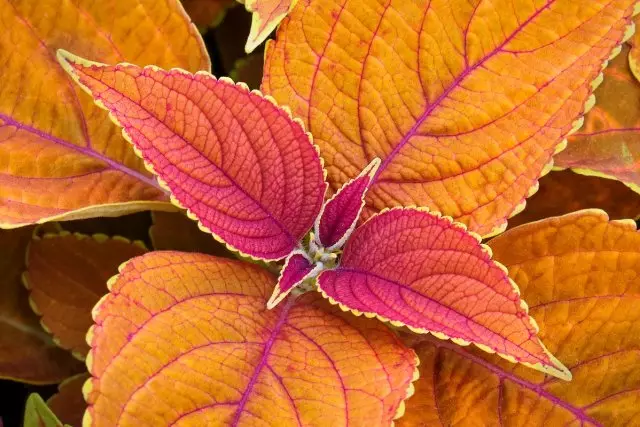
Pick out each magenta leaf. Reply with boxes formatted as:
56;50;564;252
316;207;571;379
267;251;321;309
315;158;380;250
57;53;328;261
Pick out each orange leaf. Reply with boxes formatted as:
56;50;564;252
181;0;236;30
0;227;83;384
241;0;297;53
150;211;231;256
263;0;637;237
48;373;91;427
507;169;640;228
0;0;210;227
86;252;417;426
629;16;640;81
556;43;640;193
24;231;147;359
400;210;640;426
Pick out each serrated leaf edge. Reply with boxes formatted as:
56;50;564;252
316;206;572;381
21;226;147;361
499;1;640;239
56;50;328;263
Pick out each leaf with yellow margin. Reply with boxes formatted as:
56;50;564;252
0;227;83;384
399;210;640;426
23;394;65;427
507;169;640;228
24;230;147;359
57;53;327;261
0;0;210;227
263;0;638;237
556;44;640;193
628;16;640;81
47;373;91;427
85;252;417;426
240;0;297;53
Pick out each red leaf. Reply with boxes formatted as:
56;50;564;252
57;52;327;261
267;250;319;308
315;158;380;250
317;208;570;379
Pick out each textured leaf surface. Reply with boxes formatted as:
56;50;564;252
317;208;569;379
24;231;147;359
150;211;230;256
263;0;636;236
59;55;326;261
556;44;640;192
629;16;640;81
400;210;640;426
0;0;210;227
48;373;90;427
182;0;235;30
242;0;297;53
23;394;64;427
86;252;417;426
267;251;316;308
0;228;83;384
508;169;640;228
316;158;379;249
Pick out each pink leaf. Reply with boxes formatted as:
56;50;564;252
267;251;319;309
57;52;327;261
315;158;380;250
317;208;570;380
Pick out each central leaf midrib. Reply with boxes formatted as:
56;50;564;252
371;0;555;183
334;266;549;365
86;73;299;249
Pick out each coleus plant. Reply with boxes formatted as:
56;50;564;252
3;0;640;426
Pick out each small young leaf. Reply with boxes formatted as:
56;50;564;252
263;0;637;236
57;53;326;261
317;208;570;380
0;228;83;384
24;231;147;359
556;44;640;193
0;0;209;227
266;250;317;309
400;210;640;426
241;0;297;53
23;394;64;427
315;158;380;250
85;252;417;426
47;373;90;427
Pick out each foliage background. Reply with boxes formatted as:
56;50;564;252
0;5;255;424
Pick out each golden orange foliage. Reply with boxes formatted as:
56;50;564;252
400;210;640;426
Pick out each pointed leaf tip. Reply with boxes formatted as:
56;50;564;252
263;0;636;236
315;158;380;250
0;0;209;227
59;54;326;261
267;251;317;308
317;207;570;380
401;210;640;425
243;0;298;53
86;252;417;426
